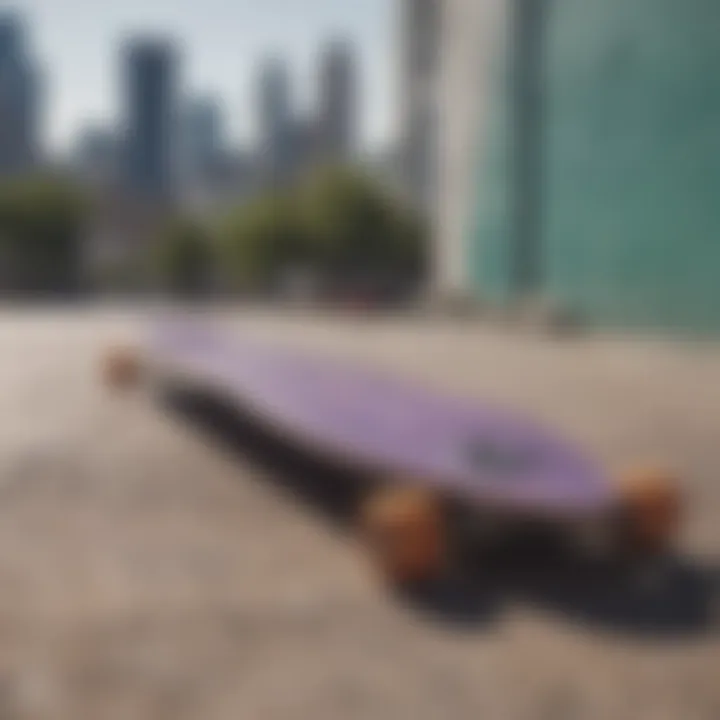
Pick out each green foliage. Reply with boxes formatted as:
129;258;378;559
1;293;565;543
0;166;426;298
0;174;87;293
153;218;213;296
217;193;313;292
216;166;427;296
298;166;427;286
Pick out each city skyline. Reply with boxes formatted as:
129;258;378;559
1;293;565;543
63;29;364;216
5;0;396;155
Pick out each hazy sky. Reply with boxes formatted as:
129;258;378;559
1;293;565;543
11;0;398;154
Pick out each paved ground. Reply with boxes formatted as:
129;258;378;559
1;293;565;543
0;306;717;720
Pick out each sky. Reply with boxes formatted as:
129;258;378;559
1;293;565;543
9;0;398;155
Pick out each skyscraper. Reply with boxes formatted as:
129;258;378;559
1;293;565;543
257;57;293;188
0;12;40;175
121;36;178;199
399;0;440;213
316;38;357;165
72;126;118;185
178;95;223;185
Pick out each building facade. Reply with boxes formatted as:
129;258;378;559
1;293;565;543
398;0;440;215
316;39;357;165
72;126;118;186
121;37;177;200
431;0;720;334
179;95;223;183
257;57;294;189
0;13;39;176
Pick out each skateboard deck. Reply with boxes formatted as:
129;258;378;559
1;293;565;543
147;319;614;519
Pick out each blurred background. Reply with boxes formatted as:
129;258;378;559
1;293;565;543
0;0;424;307
0;0;717;334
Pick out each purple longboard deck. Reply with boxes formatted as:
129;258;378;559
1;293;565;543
148;320;613;518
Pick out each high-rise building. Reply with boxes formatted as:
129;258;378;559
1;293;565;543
430;0;720;334
71;126;118;185
257;57;293;188
286;117;319;184
121;36;178;199
179;95;223;183
176;95;255;213
0;12;40;175
399;0;440;214
316;38;356;165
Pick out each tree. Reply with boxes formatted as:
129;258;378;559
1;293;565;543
214;166;428;301
153;218;213;297
217;194;313;293
0;174;87;294
297;166;427;294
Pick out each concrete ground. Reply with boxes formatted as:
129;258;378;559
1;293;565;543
0;306;717;720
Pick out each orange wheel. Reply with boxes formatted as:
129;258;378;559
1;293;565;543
616;466;683;555
358;484;447;586
102;345;142;389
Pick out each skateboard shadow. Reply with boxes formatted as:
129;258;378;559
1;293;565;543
159;385;371;525
404;549;718;638
160;385;718;639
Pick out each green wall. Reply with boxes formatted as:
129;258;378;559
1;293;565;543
469;68;514;302
469;0;720;334
468;28;515;303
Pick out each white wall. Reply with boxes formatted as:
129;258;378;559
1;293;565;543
432;0;509;299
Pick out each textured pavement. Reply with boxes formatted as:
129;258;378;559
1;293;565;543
0;306;717;719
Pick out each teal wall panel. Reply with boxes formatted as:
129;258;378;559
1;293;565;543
466;0;720;334
468;33;515;302
544;0;720;333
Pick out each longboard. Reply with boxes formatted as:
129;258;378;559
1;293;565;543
145;319;613;520
104;317;681;584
